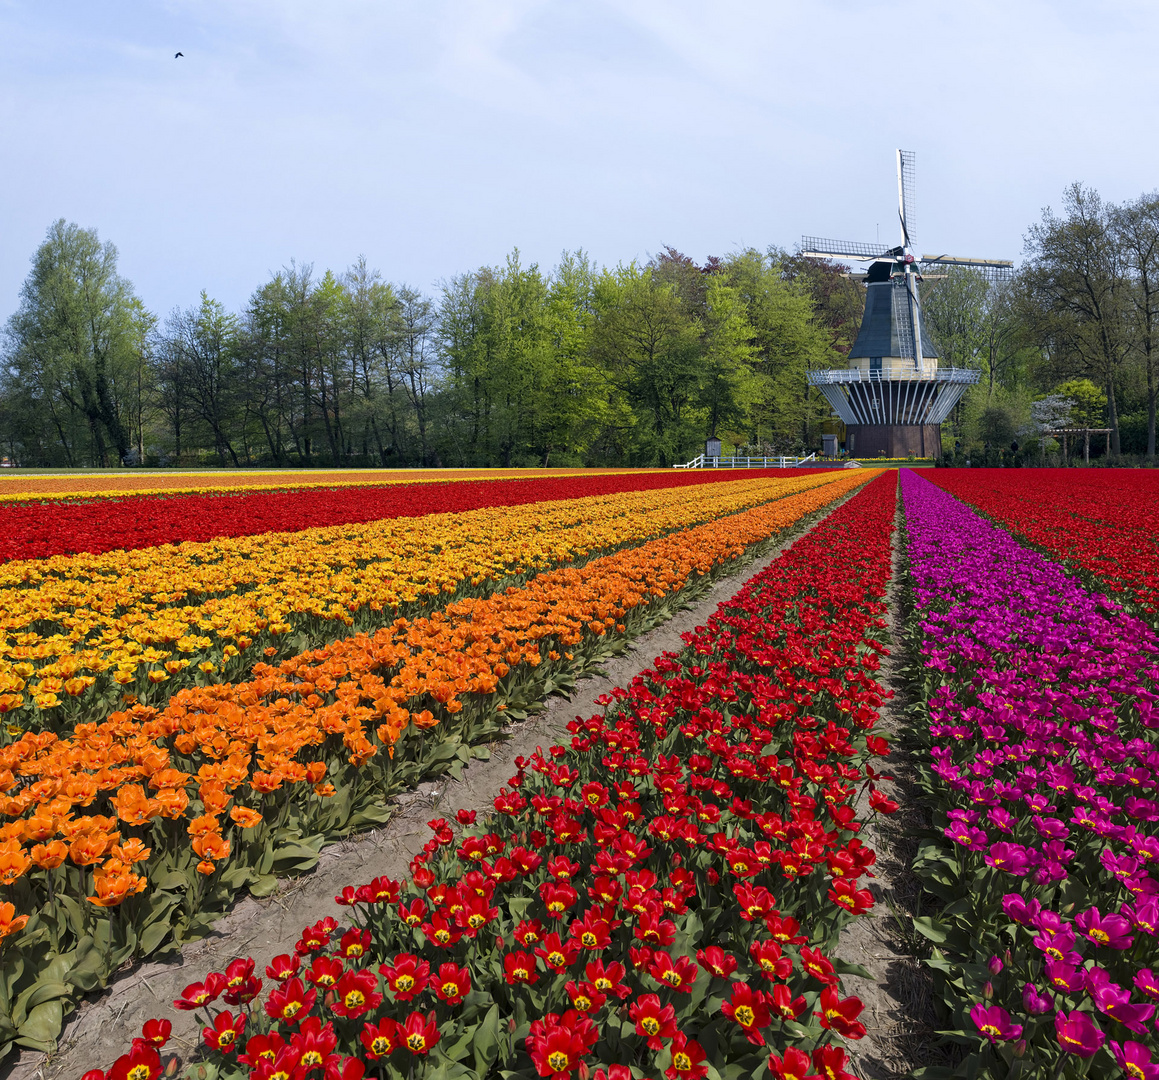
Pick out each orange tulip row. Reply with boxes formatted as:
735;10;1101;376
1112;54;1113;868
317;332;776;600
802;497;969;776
0;470;874;910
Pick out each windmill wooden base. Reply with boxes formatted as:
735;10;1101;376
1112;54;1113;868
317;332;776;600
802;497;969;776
844;423;941;459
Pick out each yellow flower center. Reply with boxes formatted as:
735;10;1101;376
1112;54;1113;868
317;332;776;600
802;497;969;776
674;1053;692;1071
735;1005;755;1027
642;1017;660;1035
441;982;459;998
548;1052;570;1071
407;1034;427;1052
396;974;414;991
345;990;365;1008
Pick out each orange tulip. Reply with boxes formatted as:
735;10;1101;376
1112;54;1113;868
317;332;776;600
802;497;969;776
30;840;68;869
187;814;221;838
198;781;230;814
87;859;147;907
112;837;152;864
228;806;263;829
192;833;231;862
0;901;29;940
154;787;190;819
0;840;32;885
111;784;160;826
21;811;57;844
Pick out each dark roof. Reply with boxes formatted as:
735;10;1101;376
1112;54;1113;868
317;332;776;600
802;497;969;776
847;281;939;361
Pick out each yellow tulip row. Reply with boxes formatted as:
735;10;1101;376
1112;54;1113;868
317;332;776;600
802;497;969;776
0;472;847;726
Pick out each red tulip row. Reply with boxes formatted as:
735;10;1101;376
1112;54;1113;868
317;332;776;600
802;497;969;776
86;471;899;1080
0;469;829;563
927;469;1159;616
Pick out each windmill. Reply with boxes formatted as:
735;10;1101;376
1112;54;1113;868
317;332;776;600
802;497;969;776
802;150;1013;458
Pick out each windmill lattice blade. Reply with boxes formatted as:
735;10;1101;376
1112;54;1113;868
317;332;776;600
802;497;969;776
891;278;915;363
920;255;1014;281
800;236;893;260
897;149;916;248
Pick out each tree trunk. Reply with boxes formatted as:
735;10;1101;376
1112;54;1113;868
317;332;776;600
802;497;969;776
1107;373;1121;457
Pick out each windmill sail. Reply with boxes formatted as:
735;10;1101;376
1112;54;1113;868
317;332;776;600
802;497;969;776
891;280;915;363
800;237;893;260
897;150;916;248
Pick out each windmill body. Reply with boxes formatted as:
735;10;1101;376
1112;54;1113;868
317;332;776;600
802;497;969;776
803;151;1011;458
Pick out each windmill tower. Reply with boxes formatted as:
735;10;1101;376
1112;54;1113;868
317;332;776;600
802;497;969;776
802;150;1013;458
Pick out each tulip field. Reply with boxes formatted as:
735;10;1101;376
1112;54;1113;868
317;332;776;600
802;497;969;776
3;466;1159;1080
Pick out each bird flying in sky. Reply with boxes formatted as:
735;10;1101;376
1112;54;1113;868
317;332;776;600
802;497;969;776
174;51;184;58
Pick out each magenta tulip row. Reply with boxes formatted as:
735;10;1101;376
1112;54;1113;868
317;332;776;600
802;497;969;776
902;470;1159;1075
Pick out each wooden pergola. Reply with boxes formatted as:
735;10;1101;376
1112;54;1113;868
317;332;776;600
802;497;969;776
1043;427;1112;464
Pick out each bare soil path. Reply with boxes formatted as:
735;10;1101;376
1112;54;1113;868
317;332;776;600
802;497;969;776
836;485;952;1078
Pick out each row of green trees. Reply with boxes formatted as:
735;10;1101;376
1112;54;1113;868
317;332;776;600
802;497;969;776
922;184;1159;460
0;225;861;468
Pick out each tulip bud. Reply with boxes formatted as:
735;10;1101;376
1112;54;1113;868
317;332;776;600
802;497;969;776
988;955;1003;975
1013;1039;1027;1058
164;1057;179;1077
983;981;993;1000
578;1063;591;1080
197;1068;207;1080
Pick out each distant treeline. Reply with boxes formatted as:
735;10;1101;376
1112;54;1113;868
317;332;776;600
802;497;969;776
2;182;1157;468
0;232;863;469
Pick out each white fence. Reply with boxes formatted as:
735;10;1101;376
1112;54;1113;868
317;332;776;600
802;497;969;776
674;453;817;469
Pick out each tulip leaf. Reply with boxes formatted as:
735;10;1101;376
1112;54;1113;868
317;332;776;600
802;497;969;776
138;920;172;956
15;1000;63;1051
472;1002;501;1076
151;870;190;891
911;916;948;944
249;873;278;898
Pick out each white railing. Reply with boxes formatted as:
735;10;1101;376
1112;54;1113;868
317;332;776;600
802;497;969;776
674;453;818;469
806;366;980;386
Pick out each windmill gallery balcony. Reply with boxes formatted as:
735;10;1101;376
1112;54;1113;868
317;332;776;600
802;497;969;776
806;366;981;457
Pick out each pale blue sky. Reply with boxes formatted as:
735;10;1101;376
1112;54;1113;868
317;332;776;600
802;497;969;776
2;0;1157;324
